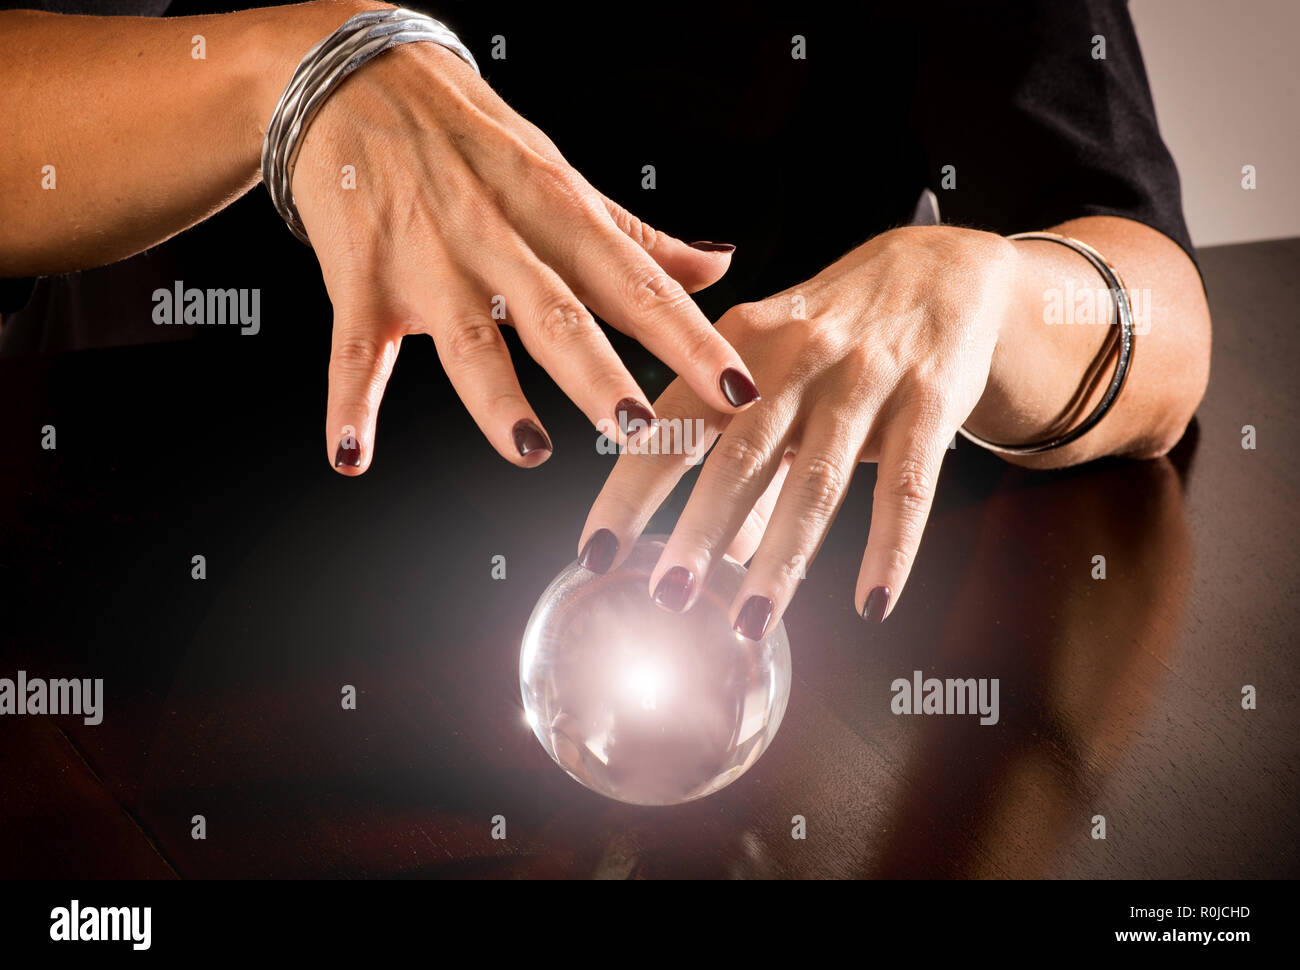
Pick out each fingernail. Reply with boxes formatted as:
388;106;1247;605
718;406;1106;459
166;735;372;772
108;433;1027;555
734;595;774;641
615;398;655;438
578;528;619;574
719;368;760;408
652;566;695;613
334;434;361;468
512;419;552;457
689;240;736;253
862;585;891;624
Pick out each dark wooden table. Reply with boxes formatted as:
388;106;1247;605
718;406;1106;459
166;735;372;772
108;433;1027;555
1;238;1296;879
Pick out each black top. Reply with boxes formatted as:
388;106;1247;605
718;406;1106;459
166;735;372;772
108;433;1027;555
0;0;1197;353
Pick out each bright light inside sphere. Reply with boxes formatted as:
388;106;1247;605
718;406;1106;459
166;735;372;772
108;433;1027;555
624;659;666;710
520;536;792;806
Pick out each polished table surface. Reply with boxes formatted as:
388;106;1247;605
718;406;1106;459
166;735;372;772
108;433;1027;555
1;238;1296;879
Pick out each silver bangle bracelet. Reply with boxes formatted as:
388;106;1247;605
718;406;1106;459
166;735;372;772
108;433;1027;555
261;7;480;245
958;230;1135;456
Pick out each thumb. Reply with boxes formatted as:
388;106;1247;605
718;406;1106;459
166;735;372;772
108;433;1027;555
602;196;734;294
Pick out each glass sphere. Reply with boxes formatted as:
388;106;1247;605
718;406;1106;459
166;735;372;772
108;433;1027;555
520;535;792;805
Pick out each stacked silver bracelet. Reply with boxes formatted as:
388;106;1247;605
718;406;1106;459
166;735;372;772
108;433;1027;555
261;7;480;245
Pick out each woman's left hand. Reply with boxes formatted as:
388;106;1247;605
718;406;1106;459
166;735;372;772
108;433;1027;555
578;225;1021;638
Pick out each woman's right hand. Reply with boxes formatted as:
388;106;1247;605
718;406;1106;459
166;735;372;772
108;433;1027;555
287;3;760;472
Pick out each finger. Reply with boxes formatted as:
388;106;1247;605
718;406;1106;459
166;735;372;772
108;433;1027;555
601;195;734;294
323;306;403;477
648;403;792;613
514;187;759;414
576;236;759;415
730;412;863;640
855;401;952;623
724;450;794;565
482;240;658;443
427;279;553;468
577;380;724;575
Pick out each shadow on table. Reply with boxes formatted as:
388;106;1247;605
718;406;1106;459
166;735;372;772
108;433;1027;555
868;425;1198;877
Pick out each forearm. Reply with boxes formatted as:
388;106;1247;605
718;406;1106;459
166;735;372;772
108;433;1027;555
0;1;379;277
965;216;1212;467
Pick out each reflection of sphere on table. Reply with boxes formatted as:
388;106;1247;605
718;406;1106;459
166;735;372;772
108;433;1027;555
520;536;791;805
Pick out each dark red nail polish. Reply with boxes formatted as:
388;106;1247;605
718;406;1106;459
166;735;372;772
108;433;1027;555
615;398;655;438
512;419;551;457
734;595;774;641
689;240;736;253
862;585;891;624
578;529;619;574
652;566;695;613
334;434;361;468
719;368;760;408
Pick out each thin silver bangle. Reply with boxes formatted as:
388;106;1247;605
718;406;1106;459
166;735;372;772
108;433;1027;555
261;7;480;245
958;230;1135;456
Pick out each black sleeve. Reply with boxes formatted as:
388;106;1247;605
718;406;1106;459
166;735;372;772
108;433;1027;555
907;0;1198;274
0;1;170;14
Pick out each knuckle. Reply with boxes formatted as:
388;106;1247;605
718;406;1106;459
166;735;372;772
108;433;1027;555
883;453;935;514
533;298;591;344
623;267;686;317
802;321;845;362
443;320;502;364
756;547;807;585
712;432;769;483
901;373;949;425
720;300;764;333
330;336;394;411
332;333;388;375
884;545;915;577
607;201;659;252
776;552;807;583
527;155;591;207
793;454;847;518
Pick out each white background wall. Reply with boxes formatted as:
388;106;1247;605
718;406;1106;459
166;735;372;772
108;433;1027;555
1131;0;1299;246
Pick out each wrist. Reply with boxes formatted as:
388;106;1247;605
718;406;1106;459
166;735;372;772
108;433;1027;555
965;231;1122;451
240;0;394;178
964;236;1057;442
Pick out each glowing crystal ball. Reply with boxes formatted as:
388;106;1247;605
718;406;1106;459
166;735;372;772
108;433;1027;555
520;535;792;805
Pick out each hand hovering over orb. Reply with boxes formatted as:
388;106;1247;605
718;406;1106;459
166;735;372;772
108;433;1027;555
0;0;760;475
290;18;760;473
578;219;1209;636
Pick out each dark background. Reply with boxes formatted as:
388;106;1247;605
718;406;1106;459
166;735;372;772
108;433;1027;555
0;1;1294;878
